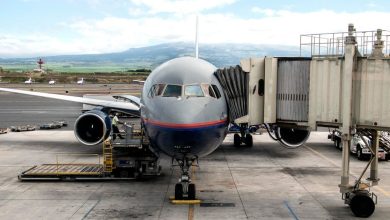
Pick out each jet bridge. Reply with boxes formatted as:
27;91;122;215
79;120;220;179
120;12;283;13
215;24;390;217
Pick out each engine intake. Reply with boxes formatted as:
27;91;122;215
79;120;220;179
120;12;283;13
74;110;111;145
276;126;311;148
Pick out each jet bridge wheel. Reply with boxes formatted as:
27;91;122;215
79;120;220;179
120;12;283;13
349;191;375;218
175;183;184;200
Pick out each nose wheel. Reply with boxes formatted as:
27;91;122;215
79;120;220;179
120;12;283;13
175;183;196;200
174;157;197;200
175;183;184;200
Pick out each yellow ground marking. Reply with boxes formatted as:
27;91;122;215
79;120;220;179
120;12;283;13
188;204;195;220
169;165;200;219
188;165;196;220
304;144;390;197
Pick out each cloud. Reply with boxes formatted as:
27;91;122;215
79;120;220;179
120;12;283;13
0;34;89;57
1;8;390;57
251;7;275;16
367;2;377;8
128;7;144;16
130;0;236;14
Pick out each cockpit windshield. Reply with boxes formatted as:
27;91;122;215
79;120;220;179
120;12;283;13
184;85;204;97
149;83;221;99
163;85;182;97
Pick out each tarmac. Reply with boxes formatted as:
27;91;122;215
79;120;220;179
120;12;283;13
0;84;390;219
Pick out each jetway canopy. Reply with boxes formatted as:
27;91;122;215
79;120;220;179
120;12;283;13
214;66;248;122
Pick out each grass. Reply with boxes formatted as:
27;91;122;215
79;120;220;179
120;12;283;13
0;66;150;84
0;62;152;74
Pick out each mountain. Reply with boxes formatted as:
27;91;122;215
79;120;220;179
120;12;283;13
0;42;300;70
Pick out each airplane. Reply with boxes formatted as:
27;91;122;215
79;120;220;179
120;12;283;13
133;79;145;85
82;94;141;112
24;77;32;84
77;78;84;85
0;56;311;200
0;18;310;200
49;79;56;85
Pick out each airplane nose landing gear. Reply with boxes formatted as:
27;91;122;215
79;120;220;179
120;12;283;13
174;157;197;200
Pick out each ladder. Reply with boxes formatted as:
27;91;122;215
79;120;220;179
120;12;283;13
103;139;114;173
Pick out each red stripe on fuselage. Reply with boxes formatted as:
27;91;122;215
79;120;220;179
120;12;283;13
142;118;227;129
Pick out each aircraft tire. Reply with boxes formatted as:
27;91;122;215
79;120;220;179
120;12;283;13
234;134;241;147
175;183;183;200
188;183;196;200
245;134;253;147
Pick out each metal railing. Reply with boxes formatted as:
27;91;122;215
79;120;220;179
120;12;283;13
300;29;390;57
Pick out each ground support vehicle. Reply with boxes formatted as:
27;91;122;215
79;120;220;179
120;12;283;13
328;130;389;161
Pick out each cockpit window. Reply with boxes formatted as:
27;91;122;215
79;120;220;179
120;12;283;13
211;85;221;99
150;83;219;98
148;84;166;98
201;84;216;98
156;84;166;96
185;85;204;97
163;85;182;97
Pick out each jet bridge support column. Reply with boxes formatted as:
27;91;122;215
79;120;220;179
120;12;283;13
369;131;379;182
339;24;356;193
340;24;376;218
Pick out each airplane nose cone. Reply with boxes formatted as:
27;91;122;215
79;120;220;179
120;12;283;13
151;98;217;124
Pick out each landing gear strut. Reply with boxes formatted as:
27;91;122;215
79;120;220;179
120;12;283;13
174;157;196;200
233;124;253;147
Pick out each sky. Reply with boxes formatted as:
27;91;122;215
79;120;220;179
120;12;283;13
1;0;390;58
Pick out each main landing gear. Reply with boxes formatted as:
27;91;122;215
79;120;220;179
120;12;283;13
174;157;196;200
233;124;254;147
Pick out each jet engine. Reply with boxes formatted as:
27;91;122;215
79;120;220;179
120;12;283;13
276;126;311;148
74;110;112;145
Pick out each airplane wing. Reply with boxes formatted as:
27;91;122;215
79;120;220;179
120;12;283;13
0;88;140;116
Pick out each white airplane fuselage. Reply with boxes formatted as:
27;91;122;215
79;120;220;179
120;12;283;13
141;57;228;159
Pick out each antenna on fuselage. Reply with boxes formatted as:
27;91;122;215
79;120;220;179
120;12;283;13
195;15;199;59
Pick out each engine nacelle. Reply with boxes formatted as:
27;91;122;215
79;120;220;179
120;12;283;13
74;110;111;145
276;126;311;148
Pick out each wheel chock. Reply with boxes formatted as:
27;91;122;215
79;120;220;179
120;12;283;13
169;196;201;204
